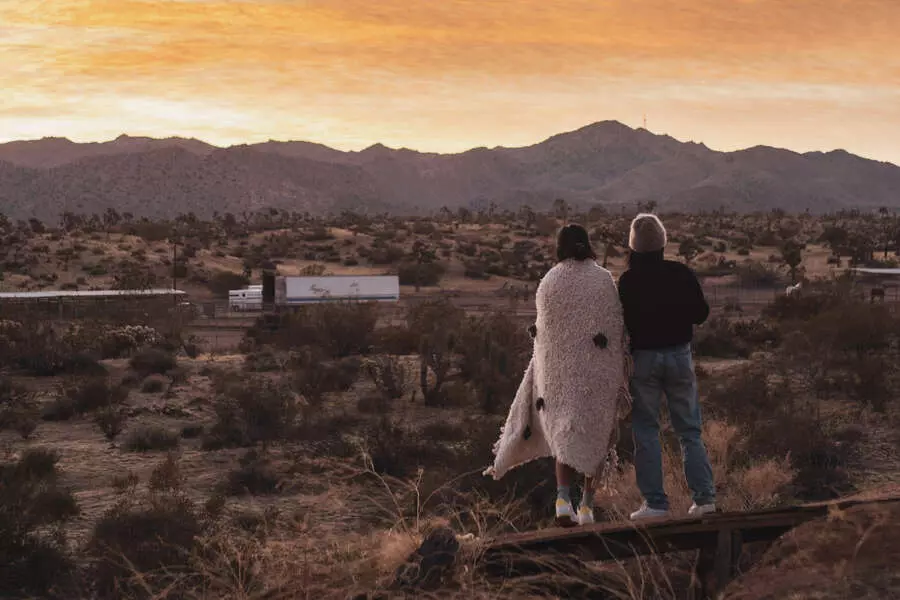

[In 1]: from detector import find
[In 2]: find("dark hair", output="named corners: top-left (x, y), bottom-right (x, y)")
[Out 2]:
top-left (556, 224), bottom-right (597, 262)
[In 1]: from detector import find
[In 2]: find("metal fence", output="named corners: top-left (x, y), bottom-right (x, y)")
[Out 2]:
top-left (187, 282), bottom-right (795, 354)
top-left (7, 279), bottom-right (897, 355)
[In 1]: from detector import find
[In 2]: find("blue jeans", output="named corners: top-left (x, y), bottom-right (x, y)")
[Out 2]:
top-left (630, 344), bottom-right (715, 510)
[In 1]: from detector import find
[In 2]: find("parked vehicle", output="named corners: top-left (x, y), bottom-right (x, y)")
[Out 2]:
top-left (229, 275), bottom-right (399, 311)
top-left (228, 287), bottom-right (263, 311)
top-left (275, 275), bottom-right (400, 305)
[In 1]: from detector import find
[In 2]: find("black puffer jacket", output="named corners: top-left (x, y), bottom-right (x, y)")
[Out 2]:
top-left (617, 250), bottom-right (709, 351)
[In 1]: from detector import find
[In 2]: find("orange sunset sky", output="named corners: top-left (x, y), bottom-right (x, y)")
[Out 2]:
top-left (2, 0), bottom-right (899, 163)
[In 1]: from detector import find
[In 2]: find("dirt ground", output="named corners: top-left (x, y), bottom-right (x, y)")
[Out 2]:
top-left (723, 498), bottom-right (900, 600)
top-left (3, 219), bottom-right (899, 598)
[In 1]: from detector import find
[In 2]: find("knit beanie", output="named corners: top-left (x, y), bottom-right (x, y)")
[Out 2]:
top-left (628, 213), bottom-right (667, 253)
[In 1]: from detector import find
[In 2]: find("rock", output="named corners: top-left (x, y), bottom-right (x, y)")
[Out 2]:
top-left (391, 527), bottom-right (460, 591)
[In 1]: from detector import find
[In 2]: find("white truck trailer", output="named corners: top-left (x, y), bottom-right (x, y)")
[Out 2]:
top-left (274, 275), bottom-right (400, 305)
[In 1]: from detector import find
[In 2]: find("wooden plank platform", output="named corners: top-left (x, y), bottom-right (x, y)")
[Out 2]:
top-left (481, 495), bottom-right (900, 597)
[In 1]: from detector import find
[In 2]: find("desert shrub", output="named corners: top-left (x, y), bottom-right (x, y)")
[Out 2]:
top-left (94, 406), bottom-right (128, 442)
top-left (168, 365), bottom-right (190, 387)
top-left (407, 298), bottom-right (466, 406)
top-left (599, 419), bottom-right (795, 518)
top-left (86, 455), bottom-right (220, 599)
top-left (302, 226), bottom-right (333, 241)
top-left (763, 291), bottom-right (844, 322)
top-left (463, 260), bottom-right (491, 279)
top-left (244, 301), bottom-right (378, 358)
top-left (484, 262), bottom-right (510, 277)
top-left (411, 221), bottom-right (437, 235)
top-left (294, 413), bottom-right (361, 457)
top-left (356, 394), bottom-right (388, 413)
top-left (223, 450), bottom-right (282, 496)
top-left (723, 297), bottom-right (743, 314)
top-left (0, 448), bottom-right (79, 597)
top-left (448, 237), bottom-right (474, 253)
top-left (182, 336), bottom-right (201, 358)
top-left (41, 396), bottom-right (77, 422)
top-left (129, 348), bottom-right (177, 376)
top-left (123, 426), bottom-right (181, 452)
top-left (362, 354), bottom-right (411, 401)
top-left (230, 507), bottom-right (280, 540)
top-left (704, 361), bottom-right (852, 500)
top-left (0, 320), bottom-right (104, 376)
top-left (694, 256), bottom-right (737, 277)
top-left (0, 377), bottom-right (40, 439)
top-left (397, 261), bottom-right (446, 287)
top-left (365, 417), bottom-right (454, 478)
top-left (180, 244), bottom-right (198, 260)
top-left (129, 220), bottom-right (172, 242)
top-left (782, 301), bottom-right (900, 412)
top-left (694, 317), bottom-right (779, 358)
top-left (735, 261), bottom-right (783, 287)
top-left (60, 376), bottom-right (129, 415)
top-left (243, 346), bottom-right (283, 372)
top-left (440, 379), bottom-right (473, 407)
top-left (140, 374), bottom-right (168, 393)
top-left (732, 318), bottom-right (781, 347)
top-left (181, 423), bottom-right (204, 438)
top-left (372, 324), bottom-right (420, 355)
top-left (421, 420), bottom-right (468, 443)
top-left (458, 311), bottom-right (532, 413)
top-left (97, 325), bottom-right (163, 358)
top-left (204, 375), bottom-right (300, 450)
top-left (291, 349), bottom-right (359, 405)
top-left (369, 244), bottom-right (405, 265)
top-left (120, 370), bottom-right (142, 388)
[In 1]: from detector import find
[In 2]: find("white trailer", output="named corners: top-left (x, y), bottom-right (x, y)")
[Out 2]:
top-left (275, 275), bottom-right (400, 305)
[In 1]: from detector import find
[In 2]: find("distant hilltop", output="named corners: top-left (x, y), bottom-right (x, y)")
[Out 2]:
top-left (2, 121), bottom-right (899, 220)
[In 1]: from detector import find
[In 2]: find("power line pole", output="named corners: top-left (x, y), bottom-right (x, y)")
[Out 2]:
top-left (172, 237), bottom-right (178, 305)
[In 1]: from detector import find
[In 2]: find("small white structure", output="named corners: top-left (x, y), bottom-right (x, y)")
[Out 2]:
top-left (0, 289), bottom-right (186, 300)
top-left (851, 268), bottom-right (900, 276)
top-left (275, 275), bottom-right (400, 305)
top-left (0, 288), bottom-right (187, 318)
top-left (785, 282), bottom-right (802, 297)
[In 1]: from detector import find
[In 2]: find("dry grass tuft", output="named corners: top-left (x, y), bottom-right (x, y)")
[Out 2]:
top-left (598, 419), bottom-right (794, 518)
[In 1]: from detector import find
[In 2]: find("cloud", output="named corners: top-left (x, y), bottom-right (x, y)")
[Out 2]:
top-left (1, 0), bottom-right (899, 162)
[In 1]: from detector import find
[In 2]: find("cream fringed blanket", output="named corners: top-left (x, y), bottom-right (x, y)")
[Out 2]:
top-left (484, 259), bottom-right (632, 481)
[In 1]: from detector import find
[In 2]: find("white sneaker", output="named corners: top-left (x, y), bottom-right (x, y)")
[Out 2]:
top-left (555, 498), bottom-right (576, 527)
top-left (688, 502), bottom-right (717, 517)
top-left (576, 505), bottom-right (595, 526)
top-left (629, 503), bottom-right (670, 521)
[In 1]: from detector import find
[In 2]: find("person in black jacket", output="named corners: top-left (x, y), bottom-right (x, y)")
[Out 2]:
top-left (618, 213), bottom-right (716, 520)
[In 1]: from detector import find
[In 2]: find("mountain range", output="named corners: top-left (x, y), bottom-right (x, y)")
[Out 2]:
top-left (1, 121), bottom-right (899, 221)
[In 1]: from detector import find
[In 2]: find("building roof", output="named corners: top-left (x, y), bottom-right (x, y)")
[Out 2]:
top-left (0, 289), bottom-right (187, 300)
top-left (852, 268), bottom-right (900, 276)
